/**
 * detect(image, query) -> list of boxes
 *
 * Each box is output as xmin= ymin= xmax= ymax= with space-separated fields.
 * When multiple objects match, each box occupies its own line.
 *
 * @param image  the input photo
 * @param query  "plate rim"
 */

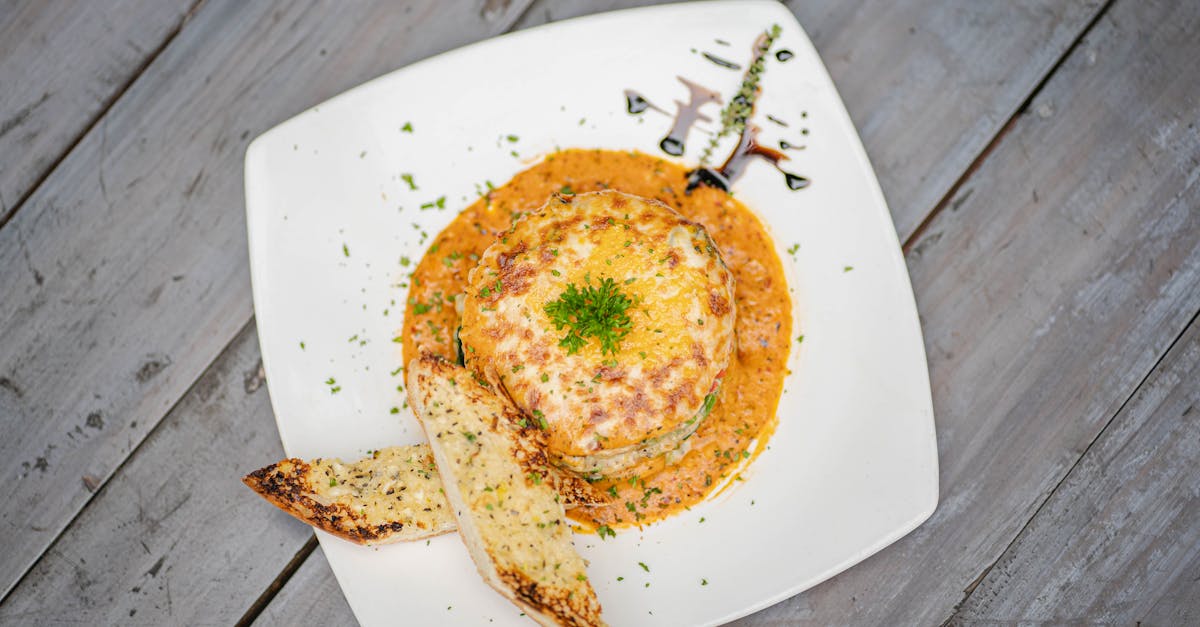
xmin=244 ymin=1 xmax=939 ymax=623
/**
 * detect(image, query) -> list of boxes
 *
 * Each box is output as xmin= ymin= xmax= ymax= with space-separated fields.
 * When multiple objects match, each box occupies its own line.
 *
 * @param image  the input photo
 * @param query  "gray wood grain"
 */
xmin=0 ymin=0 xmax=199 ymax=226
xmin=739 ymin=0 xmax=1200 ymax=623
xmin=251 ymin=0 xmax=1131 ymax=623
xmin=255 ymin=545 xmax=356 ymax=627
xmin=952 ymin=316 xmax=1200 ymax=624
xmin=3 ymin=0 xmax=1191 ymax=625
xmin=783 ymin=0 xmax=1107 ymax=241
xmin=0 ymin=322 xmax=320 ymax=625
xmin=0 ymin=0 xmax=533 ymax=602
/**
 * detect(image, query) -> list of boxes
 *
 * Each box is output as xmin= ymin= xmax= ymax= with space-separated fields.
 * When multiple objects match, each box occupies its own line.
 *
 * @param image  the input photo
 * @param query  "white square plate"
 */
xmin=245 ymin=2 xmax=937 ymax=624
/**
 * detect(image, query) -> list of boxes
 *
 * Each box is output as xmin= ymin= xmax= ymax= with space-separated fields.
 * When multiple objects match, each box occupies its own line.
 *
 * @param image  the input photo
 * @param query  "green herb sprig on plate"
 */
xmin=544 ymin=277 xmax=633 ymax=356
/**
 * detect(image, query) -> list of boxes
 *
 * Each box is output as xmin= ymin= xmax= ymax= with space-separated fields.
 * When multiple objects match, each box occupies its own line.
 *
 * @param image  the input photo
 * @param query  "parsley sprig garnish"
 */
xmin=544 ymin=277 xmax=633 ymax=355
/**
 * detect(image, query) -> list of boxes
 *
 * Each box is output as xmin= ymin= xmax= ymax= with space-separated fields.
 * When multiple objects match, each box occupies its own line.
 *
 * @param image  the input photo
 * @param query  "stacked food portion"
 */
xmin=245 ymin=190 xmax=743 ymax=626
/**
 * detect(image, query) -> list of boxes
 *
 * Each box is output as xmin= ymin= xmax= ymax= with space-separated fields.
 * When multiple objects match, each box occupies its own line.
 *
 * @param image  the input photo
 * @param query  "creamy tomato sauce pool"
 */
xmin=402 ymin=149 xmax=791 ymax=529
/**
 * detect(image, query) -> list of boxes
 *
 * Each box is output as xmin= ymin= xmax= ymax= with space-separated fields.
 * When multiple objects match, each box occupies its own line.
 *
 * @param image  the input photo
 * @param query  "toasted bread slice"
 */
xmin=243 ymin=445 xmax=455 ymax=544
xmin=244 ymin=443 xmax=604 ymax=546
xmin=244 ymin=422 xmax=604 ymax=545
xmin=409 ymin=353 xmax=605 ymax=627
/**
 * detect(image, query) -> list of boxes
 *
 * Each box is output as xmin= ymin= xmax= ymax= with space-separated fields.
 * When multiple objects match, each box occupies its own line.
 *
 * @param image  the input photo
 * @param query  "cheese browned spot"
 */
xmin=242 ymin=446 xmax=454 ymax=545
xmin=459 ymin=191 xmax=736 ymax=478
xmin=409 ymin=354 xmax=604 ymax=627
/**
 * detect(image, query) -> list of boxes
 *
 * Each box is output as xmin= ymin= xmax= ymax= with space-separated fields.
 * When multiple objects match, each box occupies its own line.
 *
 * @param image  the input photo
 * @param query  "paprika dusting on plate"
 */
xmin=402 ymin=148 xmax=792 ymax=529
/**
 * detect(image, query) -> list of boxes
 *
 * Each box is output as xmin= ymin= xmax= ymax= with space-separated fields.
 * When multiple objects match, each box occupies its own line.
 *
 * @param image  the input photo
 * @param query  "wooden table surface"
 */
xmin=1 ymin=0 xmax=1197 ymax=624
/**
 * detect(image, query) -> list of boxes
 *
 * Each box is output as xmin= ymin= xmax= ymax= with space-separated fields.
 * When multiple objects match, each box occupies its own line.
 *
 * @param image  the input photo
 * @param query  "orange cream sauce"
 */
xmin=402 ymin=149 xmax=791 ymax=529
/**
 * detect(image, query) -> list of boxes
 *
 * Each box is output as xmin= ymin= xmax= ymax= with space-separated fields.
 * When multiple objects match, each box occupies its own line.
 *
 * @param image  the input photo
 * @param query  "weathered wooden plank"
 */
xmin=0 ymin=322 xmax=318 ymax=624
xmin=251 ymin=0 xmax=1119 ymax=621
xmin=0 ymin=0 xmax=533 ymax=602
xmin=738 ymin=0 xmax=1200 ymax=623
xmin=255 ymin=545 xmax=356 ymax=627
xmin=784 ymin=0 xmax=1107 ymax=240
xmin=0 ymin=0 xmax=199 ymax=226
xmin=951 ymin=316 xmax=1200 ymax=624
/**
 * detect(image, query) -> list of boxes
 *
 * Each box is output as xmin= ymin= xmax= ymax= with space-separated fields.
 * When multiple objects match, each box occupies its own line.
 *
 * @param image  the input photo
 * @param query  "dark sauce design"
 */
xmin=688 ymin=124 xmax=810 ymax=192
xmin=658 ymin=77 xmax=721 ymax=157
xmin=701 ymin=52 xmax=742 ymax=70
xmin=714 ymin=38 xmax=731 ymax=46
xmin=623 ymin=24 xmax=810 ymax=192
xmin=624 ymin=90 xmax=667 ymax=115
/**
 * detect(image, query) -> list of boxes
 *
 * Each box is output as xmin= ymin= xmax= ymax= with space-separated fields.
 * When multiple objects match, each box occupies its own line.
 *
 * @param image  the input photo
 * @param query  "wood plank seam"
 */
xmin=901 ymin=0 xmax=1117 ymax=255
xmin=227 ymin=1 xmax=1129 ymax=620
xmin=0 ymin=0 xmax=208 ymax=232
xmin=0 ymin=1 xmax=1139 ymax=622
xmin=0 ymin=314 xmax=257 ymax=608
xmin=235 ymin=535 xmax=319 ymax=627
xmin=938 ymin=305 xmax=1200 ymax=627
xmin=0 ymin=0 xmax=547 ymax=609
xmin=0 ymin=0 xmax=540 ymax=614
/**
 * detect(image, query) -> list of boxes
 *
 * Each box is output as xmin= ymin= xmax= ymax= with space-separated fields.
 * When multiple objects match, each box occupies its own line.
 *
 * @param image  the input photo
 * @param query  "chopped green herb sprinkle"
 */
xmin=544 ymin=278 xmax=633 ymax=355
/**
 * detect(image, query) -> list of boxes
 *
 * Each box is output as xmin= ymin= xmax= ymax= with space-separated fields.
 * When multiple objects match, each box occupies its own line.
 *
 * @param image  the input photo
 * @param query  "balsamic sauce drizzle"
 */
xmin=623 ymin=26 xmax=811 ymax=192
xmin=701 ymin=52 xmax=742 ymax=70
xmin=688 ymin=124 xmax=809 ymax=192
xmin=657 ymin=77 xmax=722 ymax=157
xmin=624 ymin=90 xmax=667 ymax=115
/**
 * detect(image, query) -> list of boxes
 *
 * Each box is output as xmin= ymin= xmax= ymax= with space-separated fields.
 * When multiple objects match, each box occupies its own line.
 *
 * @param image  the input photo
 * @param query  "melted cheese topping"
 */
xmin=459 ymin=191 xmax=735 ymax=468
xmin=402 ymin=149 xmax=792 ymax=529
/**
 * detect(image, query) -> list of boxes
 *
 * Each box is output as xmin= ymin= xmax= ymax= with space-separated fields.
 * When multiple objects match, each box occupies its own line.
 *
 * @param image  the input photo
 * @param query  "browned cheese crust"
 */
xmin=458 ymin=190 xmax=736 ymax=477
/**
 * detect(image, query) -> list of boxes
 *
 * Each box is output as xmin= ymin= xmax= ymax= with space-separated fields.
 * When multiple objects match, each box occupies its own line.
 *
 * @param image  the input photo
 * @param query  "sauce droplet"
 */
xmin=775 ymin=49 xmax=794 ymax=62
xmin=702 ymin=52 xmax=742 ymax=70
xmin=785 ymin=173 xmax=810 ymax=190
xmin=626 ymin=92 xmax=650 ymax=114
xmin=623 ymin=90 xmax=668 ymax=116
xmin=660 ymin=137 xmax=685 ymax=156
